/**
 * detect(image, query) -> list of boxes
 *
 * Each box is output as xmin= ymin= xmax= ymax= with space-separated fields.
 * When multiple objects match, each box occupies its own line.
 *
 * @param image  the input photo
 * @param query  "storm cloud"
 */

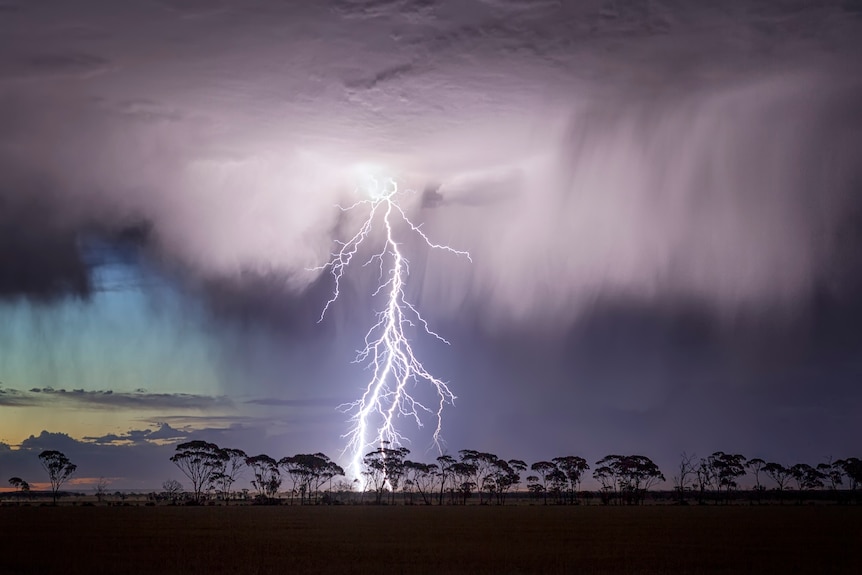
xmin=1 ymin=0 xmax=861 ymax=483
xmin=0 ymin=1 xmax=858 ymax=326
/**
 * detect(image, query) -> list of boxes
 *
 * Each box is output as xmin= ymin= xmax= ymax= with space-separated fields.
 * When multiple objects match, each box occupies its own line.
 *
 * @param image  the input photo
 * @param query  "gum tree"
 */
xmin=790 ymin=463 xmax=825 ymax=502
xmin=673 ymin=452 xmax=697 ymax=504
xmin=38 ymin=450 xmax=77 ymax=505
xmin=708 ymin=452 xmax=747 ymax=502
xmin=8 ymin=476 xmax=30 ymax=501
xmin=530 ymin=461 xmax=557 ymax=505
xmin=763 ymin=462 xmax=792 ymax=503
xmin=594 ymin=455 xmax=664 ymax=505
xmin=553 ymin=456 xmax=590 ymax=505
xmin=246 ymin=454 xmax=281 ymax=502
xmin=170 ymin=440 xmax=225 ymax=503
xmin=211 ymin=447 xmax=247 ymax=504
xmin=746 ymin=458 xmax=767 ymax=502
xmin=362 ymin=444 xmax=409 ymax=505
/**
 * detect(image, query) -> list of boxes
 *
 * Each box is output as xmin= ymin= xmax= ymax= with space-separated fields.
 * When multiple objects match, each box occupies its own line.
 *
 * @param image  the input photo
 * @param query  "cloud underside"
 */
xmin=0 ymin=1 xmax=858 ymax=327
xmin=82 ymin=423 xmax=187 ymax=445
xmin=0 ymin=386 xmax=232 ymax=410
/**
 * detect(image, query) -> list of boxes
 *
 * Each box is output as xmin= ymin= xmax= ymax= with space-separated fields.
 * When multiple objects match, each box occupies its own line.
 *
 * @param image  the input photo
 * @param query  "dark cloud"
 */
xmin=0 ymin=186 xmax=157 ymax=302
xmin=197 ymin=270 xmax=337 ymax=335
xmin=83 ymin=423 xmax=186 ymax=445
xmin=344 ymin=63 xmax=419 ymax=91
xmin=95 ymin=98 xmax=187 ymax=124
xmin=1 ymin=430 xmax=181 ymax=490
xmin=0 ymin=188 xmax=91 ymax=302
xmin=153 ymin=0 xmax=230 ymax=18
xmin=0 ymin=387 xmax=232 ymax=410
xmin=0 ymin=386 xmax=30 ymax=406
xmin=332 ymin=0 xmax=437 ymax=21
xmin=475 ymin=0 xmax=562 ymax=14
xmin=0 ymin=53 xmax=115 ymax=82
xmin=26 ymin=53 xmax=113 ymax=78
xmin=243 ymin=397 xmax=343 ymax=408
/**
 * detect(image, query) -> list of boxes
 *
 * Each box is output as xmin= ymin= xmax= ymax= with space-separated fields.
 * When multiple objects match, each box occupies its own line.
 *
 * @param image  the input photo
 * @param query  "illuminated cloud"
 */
xmin=0 ymin=1 xmax=859 ymax=485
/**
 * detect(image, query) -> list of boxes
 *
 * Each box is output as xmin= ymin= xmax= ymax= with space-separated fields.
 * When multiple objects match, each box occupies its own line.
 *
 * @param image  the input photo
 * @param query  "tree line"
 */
xmin=672 ymin=452 xmax=862 ymax=505
xmin=6 ymin=443 xmax=862 ymax=505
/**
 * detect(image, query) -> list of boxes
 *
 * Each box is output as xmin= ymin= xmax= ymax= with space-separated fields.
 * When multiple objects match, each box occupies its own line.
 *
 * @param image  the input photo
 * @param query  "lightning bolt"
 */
xmin=315 ymin=174 xmax=470 ymax=480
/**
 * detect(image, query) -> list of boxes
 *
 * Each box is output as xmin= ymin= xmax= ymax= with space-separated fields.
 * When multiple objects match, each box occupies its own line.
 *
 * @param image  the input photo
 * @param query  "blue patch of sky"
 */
xmin=0 ymin=235 xmax=222 ymax=396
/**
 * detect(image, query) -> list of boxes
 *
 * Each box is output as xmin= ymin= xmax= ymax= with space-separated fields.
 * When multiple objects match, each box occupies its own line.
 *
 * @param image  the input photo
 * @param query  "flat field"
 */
xmin=0 ymin=505 xmax=859 ymax=574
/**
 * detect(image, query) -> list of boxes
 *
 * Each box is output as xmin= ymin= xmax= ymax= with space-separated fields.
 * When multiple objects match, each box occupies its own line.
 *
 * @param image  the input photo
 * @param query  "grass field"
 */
xmin=0 ymin=505 xmax=859 ymax=574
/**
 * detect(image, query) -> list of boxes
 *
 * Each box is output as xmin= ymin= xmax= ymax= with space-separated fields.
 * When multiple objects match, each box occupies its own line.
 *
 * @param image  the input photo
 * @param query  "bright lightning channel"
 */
xmin=316 ymin=174 xmax=470 ymax=480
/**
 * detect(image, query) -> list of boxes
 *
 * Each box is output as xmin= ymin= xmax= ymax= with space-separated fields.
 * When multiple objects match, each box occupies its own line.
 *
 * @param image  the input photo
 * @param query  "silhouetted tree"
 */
xmin=673 ymin=452 xmax=697 ymax=504
xmin=8 ymin=476 xmax=30 ymax=502
xmin=486 ymin=458 xmax=525 ymax=505
xmin=403 ymin=461 xmax=438 ymax=505
xmin=459 ymin=450 xmax=501 ymax=505
xmin=746 ymin=458 xmax=767 ymax=503
xmin=763 ymin=462 xmax=792 ymax=503
xmin=531 ymin=461 xmax=556 ymax=505
xmin=694 ymin=458 xmax=716 ymax=504
xmin=502 ymin=459 xmax=527 ymax=504
xmin=317 ymin=455 xmax=345 ymax=503
xmin=708 ymin=452 xmax=746 ymax=503
xmin=526 ymin=475 xmax=544 ymax=501
xmin=39 ymin=450 xmax=77 ymax=505
xmin=94 ymin=477 xmax=109 ymax=503
xmin=280 ymin=455 xmax=312 ymax=504
xmin=626 ymin=455 xmax=665 ymax=505
xmin=593 ymin=462 xmax=617 ymax=505
xmin=547 ymin=467 xmax=567 ymax=504
xmin=282 ymin=453 xmax=344 ymax=503
xmin=162 ymin=479 xmax=183 ymax=503
xmin=594 ymin=455 xmax=664 ymax=505
xmin=246 ymin=454 xmax=281 ymax=502
xmin=450 ymin=461 xmax=478 ymax=505
xmin=833 ymin=457 xmax=861 ymax=503
xmin=455 ymin=452 xmax=519 ymax=505
xmin=790 ymin=463 xmax=825 ymax=502
xmin=436 ymin=454 xmax=456 ymax=505
xmin=211 ymin=447 xmax=246 ymax=504
xmin=553 ymin=456 xmax=590 ymax=504
xmin=170 ymin=441 xmax=225 ymax=503
xmin=362 ymin=453 xmax=387 ymax=504
xmin=362 ymin=444 xmax=409 ymax=504
xmin=817 ymin=458 xmax=844 ymax=491
xmin=283 ymin=455 xmax=309 ymax=502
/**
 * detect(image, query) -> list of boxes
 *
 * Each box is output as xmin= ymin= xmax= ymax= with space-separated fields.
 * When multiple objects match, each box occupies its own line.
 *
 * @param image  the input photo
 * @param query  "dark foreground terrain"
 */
xmin=0 ymin=505 xmax=859 ymax=574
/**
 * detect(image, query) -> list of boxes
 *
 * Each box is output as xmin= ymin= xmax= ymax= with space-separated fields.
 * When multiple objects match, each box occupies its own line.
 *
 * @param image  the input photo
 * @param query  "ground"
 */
xmin=0 ymin=505 xmax=858 ymax=574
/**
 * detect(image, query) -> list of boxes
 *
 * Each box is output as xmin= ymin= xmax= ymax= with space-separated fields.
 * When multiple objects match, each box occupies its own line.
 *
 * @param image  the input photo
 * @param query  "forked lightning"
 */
xmin=316 ymin=174 xmax=470 ymax=480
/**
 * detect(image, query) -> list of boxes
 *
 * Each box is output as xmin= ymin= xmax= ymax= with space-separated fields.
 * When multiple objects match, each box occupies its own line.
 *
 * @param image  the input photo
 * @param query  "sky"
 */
xmin=1 ymin=0 xmax=861 ymax=491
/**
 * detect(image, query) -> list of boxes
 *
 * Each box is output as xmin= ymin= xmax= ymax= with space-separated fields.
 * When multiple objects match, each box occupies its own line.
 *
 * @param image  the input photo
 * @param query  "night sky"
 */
xmin=1 ymin=0 xmax=861 ymax=490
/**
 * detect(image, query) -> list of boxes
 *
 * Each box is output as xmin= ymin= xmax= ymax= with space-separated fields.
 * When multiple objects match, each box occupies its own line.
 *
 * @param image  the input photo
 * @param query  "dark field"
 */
xmin=0 ymin=505 xmax=859 ymax=574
